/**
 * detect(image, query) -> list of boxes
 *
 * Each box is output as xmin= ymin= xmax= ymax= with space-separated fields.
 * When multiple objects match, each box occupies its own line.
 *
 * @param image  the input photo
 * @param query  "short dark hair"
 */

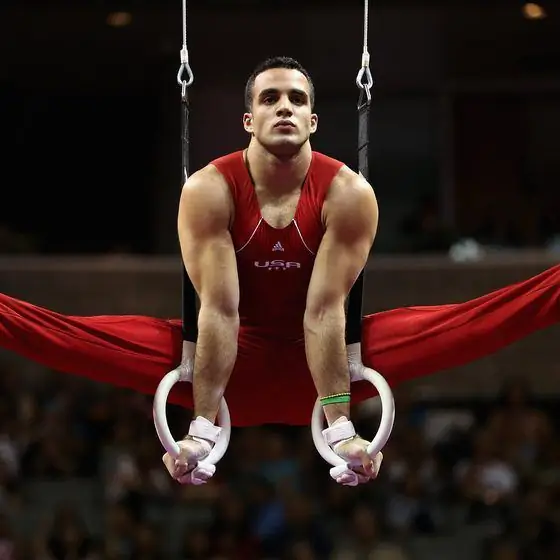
xmin=244 ymin=56 xmax=315 ymax=111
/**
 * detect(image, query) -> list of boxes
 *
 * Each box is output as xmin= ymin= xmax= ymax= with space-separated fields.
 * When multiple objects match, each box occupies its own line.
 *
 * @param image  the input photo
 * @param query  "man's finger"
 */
xmin=355 ymin=472 xmax=372 ymax=484
xmin=175 ymin=465 xmax=196 ymax=482
xmin=162 ymin=453 xmax=174 ymax=472
xmin=173 ymin=462 xmax=190 ymax=478
xmin=360 ymin=450 xmax=375 ymax=476
xmin=336 ymin=472 xmax=359 ymax=486
xmin=372 ymin=451 xmax=383 ymax=478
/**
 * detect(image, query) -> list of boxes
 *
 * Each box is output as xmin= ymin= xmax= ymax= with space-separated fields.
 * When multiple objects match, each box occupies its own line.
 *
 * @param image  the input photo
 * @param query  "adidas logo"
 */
xmin=272 ymin=241 xmax=284 ymax=252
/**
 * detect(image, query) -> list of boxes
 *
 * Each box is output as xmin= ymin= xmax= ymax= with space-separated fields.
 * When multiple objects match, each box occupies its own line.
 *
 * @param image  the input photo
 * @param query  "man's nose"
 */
xmin=276 ymin=99 xmax=293 ymax=116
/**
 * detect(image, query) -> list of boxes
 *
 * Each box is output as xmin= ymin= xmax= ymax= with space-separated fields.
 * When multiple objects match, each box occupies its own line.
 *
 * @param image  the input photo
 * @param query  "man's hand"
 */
xmin=161 ymin=437 xmax=212 ymax=484
xmin=323 ymin=417 xmax=383 ymax=486
xmin=333 ymin=435 xmax=383 ymax=485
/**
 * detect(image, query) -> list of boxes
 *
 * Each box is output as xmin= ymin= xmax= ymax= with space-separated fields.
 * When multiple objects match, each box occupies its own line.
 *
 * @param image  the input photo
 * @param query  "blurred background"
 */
xmin=0 ymin=0 xmax=559 ymax=558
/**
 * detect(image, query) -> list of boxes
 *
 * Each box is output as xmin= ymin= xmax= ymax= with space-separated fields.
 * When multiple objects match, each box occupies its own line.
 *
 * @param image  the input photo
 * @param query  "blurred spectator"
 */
xmin=102 ymin=501 xmax=137 ymax=558
xmin=454 ymin=429 xmax=519 ymax=525
xmin=0 ymin=364 xmax=557 ymax=559
xmin=484 ymin=538 xmax=522 ymax=560
xmin=485 ymin=377 xmax=553 ymax=474
xmin=0 ymin=514 xmax=23 ymax=560
xmin=35 ymin=505 xmax=99 ymax=560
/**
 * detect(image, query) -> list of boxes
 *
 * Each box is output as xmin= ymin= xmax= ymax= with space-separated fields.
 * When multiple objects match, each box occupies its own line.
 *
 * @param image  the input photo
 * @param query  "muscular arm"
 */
xmin=303 ymin=168 xmax=379 ymax=425
xmin=178 ymin=166 xmax=239 ymax=423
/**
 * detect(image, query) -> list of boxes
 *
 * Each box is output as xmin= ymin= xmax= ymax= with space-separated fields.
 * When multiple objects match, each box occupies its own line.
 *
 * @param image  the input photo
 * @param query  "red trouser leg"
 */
xmin=0 ymin=298 xmax=188 ymax=404
xmin=353 ymin=263 xmax=560 ymax=402
xmin=0 ymin=265 xmax=558 ymax=425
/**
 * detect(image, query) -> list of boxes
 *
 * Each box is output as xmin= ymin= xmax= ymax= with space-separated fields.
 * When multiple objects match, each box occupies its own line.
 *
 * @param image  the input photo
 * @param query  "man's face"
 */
xmin=243 ymin=68 xmax=318 ymax=158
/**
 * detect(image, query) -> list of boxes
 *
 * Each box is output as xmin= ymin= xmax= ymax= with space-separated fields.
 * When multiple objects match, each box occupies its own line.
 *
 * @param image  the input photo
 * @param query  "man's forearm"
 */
xmin=304 ymin=306 xmax=351 ymax=425
xmin=192 ymin=305 xmax=239 ymax=424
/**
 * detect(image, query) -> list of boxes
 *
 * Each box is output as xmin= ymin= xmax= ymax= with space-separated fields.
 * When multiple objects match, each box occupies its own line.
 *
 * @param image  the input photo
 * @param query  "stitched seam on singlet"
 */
xmin=293 ymin=219 xmax=315 ymax=256
xmin=235 ymin=218 xmax=263 ymax=254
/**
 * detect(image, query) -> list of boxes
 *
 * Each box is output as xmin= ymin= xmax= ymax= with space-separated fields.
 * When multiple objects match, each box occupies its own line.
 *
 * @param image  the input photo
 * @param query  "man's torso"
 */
xmin=211 ymin=150 xmax=344 ymax=337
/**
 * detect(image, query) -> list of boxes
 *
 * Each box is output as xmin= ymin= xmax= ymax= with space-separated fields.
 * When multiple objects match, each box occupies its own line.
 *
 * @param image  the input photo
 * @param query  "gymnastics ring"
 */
xmin=311 ymin=343 xmax=395 ymax=478
xmin=153 ymin=341 xmax=231 ymax=469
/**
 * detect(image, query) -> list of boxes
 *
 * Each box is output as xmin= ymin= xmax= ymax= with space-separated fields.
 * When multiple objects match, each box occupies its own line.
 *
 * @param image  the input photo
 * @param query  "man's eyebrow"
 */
xmin=258 ymin=88 xmax=308 ymax=98
xmin=258 ymin=88 xmax=278 ymax=98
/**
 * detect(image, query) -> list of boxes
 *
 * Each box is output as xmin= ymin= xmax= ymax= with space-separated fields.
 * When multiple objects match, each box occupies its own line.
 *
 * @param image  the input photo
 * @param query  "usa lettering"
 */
xmin=254 ymin=260 xmax=301 ymax=270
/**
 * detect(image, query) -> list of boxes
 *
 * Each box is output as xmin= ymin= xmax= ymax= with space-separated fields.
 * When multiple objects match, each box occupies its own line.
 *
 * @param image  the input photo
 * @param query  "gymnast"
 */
xmin=1 ymin=57 xmax=558 ymax=486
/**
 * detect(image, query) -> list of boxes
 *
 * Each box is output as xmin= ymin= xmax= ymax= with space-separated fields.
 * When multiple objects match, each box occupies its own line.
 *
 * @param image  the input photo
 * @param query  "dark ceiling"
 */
xmin=3 ymin=1 xmax=559 ymax=93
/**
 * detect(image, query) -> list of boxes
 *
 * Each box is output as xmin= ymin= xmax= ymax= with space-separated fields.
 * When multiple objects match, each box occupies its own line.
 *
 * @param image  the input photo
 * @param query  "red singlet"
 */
xmin=211 ymin=150 xmax=344 ymax=337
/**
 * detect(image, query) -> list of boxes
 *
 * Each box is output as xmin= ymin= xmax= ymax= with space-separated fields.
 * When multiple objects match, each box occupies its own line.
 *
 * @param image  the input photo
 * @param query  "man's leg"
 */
xmin=0 ymin=264 xmax=558 ymax=424
xmin=353 ymin=263 xmax=559 ymax=401
xmin=0 ymin=293 xmax=191 ymax=406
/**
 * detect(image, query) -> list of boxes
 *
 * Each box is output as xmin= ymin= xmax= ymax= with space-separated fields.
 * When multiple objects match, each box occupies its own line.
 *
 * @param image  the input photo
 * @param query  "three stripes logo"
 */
xmin=272 ymin=241 xmax=284 ymax=252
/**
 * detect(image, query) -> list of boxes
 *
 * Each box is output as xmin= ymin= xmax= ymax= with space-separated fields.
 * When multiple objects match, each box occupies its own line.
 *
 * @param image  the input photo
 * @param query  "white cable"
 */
xmin=182 ymin=0 xmax=187 ymax=49
xmin=177 ymin=0 xmax=194 ymax=88
xmin=363 ymin=0 xmax=369 ymax=51
xmin=356 ymin=0 xmax=373 ymax=97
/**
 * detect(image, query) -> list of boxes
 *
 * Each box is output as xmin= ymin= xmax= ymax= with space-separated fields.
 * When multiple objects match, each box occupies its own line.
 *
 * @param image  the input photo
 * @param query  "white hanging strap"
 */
xmin=177 ymin=0 xmax=194 ymax=93
xmin=355 ymin=0 xmax=374 ymax=102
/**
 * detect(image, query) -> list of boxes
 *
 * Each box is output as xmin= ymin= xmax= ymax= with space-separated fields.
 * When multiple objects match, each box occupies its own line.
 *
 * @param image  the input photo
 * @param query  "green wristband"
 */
xmin=320 ymin=394 xmax=351 ymax=406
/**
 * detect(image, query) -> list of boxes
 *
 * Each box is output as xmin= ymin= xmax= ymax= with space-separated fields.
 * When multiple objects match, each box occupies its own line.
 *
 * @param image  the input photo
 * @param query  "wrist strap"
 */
xmin=322 ymin=418 xmax=356 ymax=447
xmin=188 ymin=416 xmax=222 ymax=444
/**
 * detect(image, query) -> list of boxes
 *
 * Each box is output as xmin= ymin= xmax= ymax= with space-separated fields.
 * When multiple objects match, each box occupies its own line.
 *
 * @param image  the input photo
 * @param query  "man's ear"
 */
xmin=243 ymin=113 xmax=253 ymax=134
xmin=310 ymin=113 xmax=318 ymax=134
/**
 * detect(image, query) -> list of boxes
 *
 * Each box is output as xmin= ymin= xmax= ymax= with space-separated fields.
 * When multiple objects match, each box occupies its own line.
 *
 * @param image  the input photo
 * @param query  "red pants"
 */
xmin=0 ymin=265 xmax=558 ymax=426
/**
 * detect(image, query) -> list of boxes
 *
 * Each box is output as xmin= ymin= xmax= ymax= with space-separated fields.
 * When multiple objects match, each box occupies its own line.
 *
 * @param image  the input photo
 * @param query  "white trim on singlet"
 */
xmin=293 ymin=219 xmax=315 ymax=256
xmin=235 ymin=218 xmax=263 ymax=254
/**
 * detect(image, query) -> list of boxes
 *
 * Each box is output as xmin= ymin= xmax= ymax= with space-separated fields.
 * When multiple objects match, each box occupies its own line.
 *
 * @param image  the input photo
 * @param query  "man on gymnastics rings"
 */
xmin=168 ymin=56 xmax=384 ymax=485
xmin=0 ymin=57 xmax=559 ymax=486
xmin=154 ymin=56 xmax=559 ymax=485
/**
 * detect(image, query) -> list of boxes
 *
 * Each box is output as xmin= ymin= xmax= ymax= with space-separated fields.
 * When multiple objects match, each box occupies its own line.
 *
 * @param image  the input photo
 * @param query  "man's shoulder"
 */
xmin=181 ymin=165 xmax=233 ymax=218
xmin=209 ymin=150 xmax=245 ymax=169
xmin=187 ymin=150 xmax=244 ymax=187
xmin=183 ymin=160 xmax=234 ymax=204
xmin=311 ymin=151 xmax=368 ymax=189
xmin=324 ymin=165 xmax=376 ymax=213
xmin=312 ymin=150 xmax=346 ymax=170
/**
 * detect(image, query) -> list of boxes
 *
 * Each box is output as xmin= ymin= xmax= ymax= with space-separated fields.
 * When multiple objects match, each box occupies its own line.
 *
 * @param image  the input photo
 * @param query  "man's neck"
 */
xmin=245 ymin=140 xmax=312 ymax=192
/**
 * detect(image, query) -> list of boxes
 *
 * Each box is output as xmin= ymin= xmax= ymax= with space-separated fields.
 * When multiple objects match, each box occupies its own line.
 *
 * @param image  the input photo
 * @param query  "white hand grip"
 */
xmin=311 ymin=348 xmax=395 ymax=468
xmin=153 ymin=365 xmax=231 ymax=467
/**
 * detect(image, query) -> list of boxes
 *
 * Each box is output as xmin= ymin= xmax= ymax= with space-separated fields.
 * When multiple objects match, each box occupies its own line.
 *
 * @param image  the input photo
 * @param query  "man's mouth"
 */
xmin=274 ymin=120 xmax=296 ymax=128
